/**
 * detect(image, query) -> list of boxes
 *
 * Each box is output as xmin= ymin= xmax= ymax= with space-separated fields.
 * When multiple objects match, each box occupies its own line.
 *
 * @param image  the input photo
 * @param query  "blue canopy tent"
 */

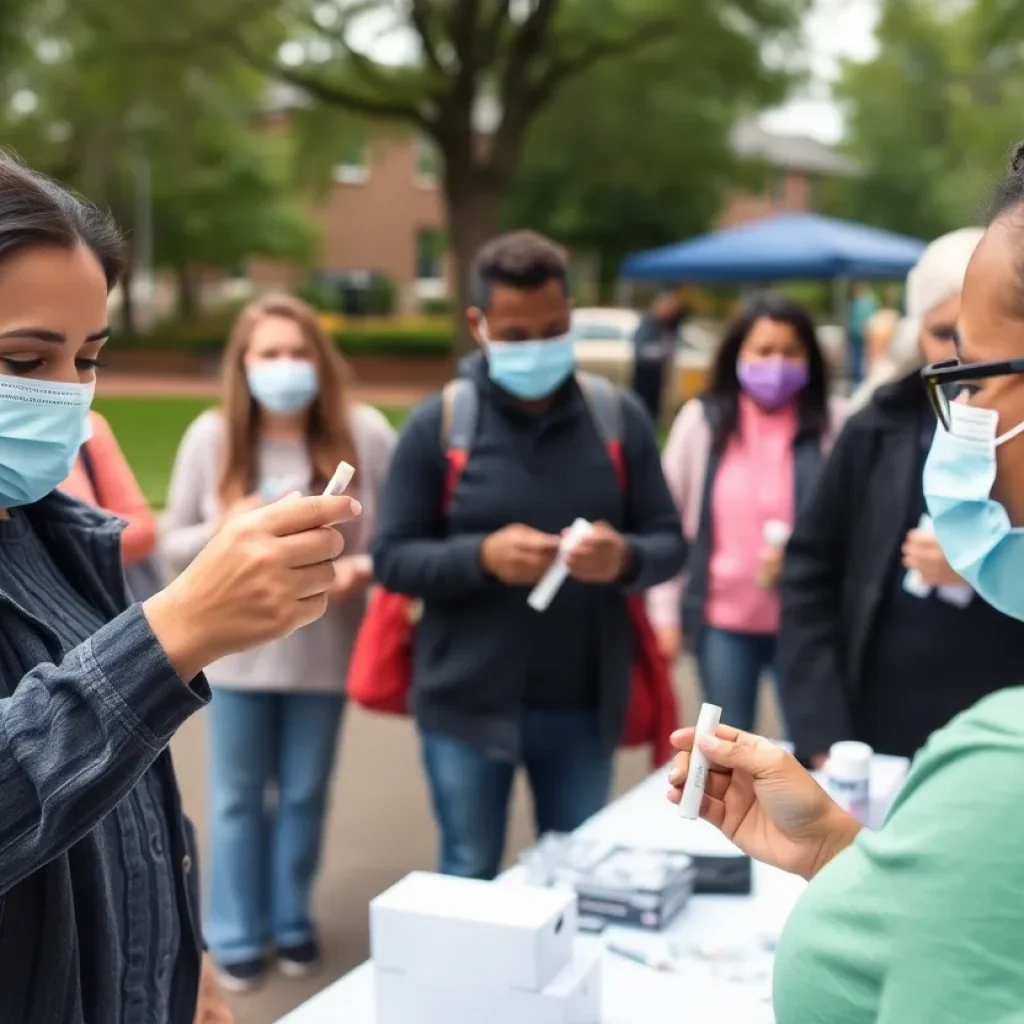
xmin=620 ymin=213 xmax=926 ymax=283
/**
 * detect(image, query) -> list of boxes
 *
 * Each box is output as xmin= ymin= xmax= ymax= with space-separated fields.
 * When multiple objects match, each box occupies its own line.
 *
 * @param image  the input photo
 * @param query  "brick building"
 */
xmin=248 ymin=99 xmax=854 ymax=313
xmin=718 ymin=119 xmax=858 ymax=228
xmin=249 ymin=85 xmax=449 ymax=314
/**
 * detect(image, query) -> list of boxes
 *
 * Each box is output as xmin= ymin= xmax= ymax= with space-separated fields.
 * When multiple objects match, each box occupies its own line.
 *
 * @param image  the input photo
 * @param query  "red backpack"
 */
xmin=347 ymin=373 xmax=679 ymax=766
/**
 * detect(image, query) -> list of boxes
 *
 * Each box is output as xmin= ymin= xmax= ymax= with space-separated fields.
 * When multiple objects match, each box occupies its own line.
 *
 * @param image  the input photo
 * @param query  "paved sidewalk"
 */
xmin=172 ymin=662 xmax=781 ymax=1024
xmin=97 ymin=374 xmax=429 ymax=407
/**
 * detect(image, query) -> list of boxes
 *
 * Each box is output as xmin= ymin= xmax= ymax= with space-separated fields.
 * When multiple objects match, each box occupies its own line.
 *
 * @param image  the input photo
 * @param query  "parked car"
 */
xmin=571 ymin=307 xmax=714 ymax=420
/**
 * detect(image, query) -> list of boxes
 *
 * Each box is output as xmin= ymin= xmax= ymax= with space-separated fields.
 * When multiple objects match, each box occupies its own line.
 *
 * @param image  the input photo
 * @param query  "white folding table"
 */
xmin=278 ymin=756 xmax=908 ymax=1024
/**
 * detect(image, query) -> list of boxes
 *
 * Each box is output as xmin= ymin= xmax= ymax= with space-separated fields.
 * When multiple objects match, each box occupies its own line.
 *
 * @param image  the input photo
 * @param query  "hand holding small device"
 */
xmin=564 ymin=520 xmax=630 ymax=583
xmin=756 ymin=520 xmax=791 ymax=589
xmin=667 ymin=719 xmax=859 ymax=881
xmin=482 ymin=524 xmax=561 ymax=586
xmin=902 ymin=525 xmax=963 ymax=588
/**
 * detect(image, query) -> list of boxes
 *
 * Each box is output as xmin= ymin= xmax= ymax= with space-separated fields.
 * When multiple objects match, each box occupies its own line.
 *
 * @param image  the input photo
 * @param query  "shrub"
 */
xmin=115 ymin=317 xmax=452 ymax=357
xmin=297 ymin=280 xmax=341 ymax=312
xmin=420 ymin=296 xmax=454 ymax=316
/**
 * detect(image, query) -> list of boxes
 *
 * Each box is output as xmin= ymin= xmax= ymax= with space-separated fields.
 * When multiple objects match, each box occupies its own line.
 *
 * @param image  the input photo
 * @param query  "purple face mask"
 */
xmin=736 ymin=358 xmax=808 ymax=409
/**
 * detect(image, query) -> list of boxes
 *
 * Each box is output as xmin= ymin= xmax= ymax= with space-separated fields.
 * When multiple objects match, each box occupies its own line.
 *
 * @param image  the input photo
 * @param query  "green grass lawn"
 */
xmin=94 ymin=397 xmax=409 ymax=508
xmin=95 ymin=394 xmax=664 ymax=509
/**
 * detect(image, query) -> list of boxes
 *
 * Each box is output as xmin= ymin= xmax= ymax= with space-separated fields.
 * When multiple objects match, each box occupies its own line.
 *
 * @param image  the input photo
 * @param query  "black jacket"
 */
xmin=632 ymin=313 xmax=678 ymax=368
xmin=779 ymin=371 xmax=1024 ymax=760
xmin=780 ymin=374 xmax=924 ymax=757
xmin=372 ymin=354 xmax=686 ymax=760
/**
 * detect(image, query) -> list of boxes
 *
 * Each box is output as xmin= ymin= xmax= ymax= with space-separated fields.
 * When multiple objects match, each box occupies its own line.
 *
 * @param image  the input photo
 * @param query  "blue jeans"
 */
xmin=697 ymin=627 xmax=779 ymax=734
xmin=420 ymin=711 xmax=613 ymax=880
xmin=204 ymin=688 xmax=345 ymax=964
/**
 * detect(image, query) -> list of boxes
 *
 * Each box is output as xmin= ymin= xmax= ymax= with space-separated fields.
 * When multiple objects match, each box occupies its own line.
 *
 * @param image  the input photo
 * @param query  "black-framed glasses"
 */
xmin=921 ymin=357 xmax=1024 ymax=429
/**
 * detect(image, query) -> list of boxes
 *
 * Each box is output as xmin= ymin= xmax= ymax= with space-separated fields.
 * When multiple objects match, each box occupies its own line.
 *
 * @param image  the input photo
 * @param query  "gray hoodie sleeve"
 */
xmin=160 ymin=411 xmax=221 ymax=573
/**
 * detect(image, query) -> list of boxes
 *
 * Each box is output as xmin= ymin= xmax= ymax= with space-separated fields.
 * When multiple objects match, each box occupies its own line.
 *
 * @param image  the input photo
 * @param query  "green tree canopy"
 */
xmin=93 ymin=0 xmax=809 ymax=346
xmin=826 ymin=0 xmax=1024 ymax=240
xmin=0 ymin=5 xmax=317 ymax=326
xmin=504 ymin=32 xmax=788 ymax=290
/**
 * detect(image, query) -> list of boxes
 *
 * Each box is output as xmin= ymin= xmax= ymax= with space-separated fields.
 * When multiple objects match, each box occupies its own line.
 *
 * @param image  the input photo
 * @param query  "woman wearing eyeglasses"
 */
xmin=668 ymin=147 xmax=1024 ymax=1023
xmin=778 ymin=227 xmax=1024 ymax=765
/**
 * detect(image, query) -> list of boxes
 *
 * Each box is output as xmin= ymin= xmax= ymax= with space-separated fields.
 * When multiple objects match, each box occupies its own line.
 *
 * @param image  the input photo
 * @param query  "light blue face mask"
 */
xmin=923 ymin=400 xmax=1024 ymax=620
xmin=246 ymin=358 xmax=319 ymax=416
xmin=481 ymin=321 xmax=576 ymax=400
xmin=0 ymin=374 xmax=94 ymax=508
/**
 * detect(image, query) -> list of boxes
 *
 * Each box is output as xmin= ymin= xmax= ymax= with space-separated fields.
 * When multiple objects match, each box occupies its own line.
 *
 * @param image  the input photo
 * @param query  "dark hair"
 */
xmin=989 ymin=141 xmax=1024 ymax=224
xmin=0 ymin=153 xmax=124 ymax=289
xmin=469 ymin=230 xmax=568 ymax=310
xmin=705 ymin=293 xmax=830 ymax=451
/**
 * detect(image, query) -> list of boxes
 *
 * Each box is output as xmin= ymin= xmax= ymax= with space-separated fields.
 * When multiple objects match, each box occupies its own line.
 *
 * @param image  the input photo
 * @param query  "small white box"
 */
xmin=374 ymin=944 xmax=601 ymax=1024
xmin=869 ymin=754 xmax=911 ymax=829
xmin=370 ymin=872 xmax=576 ymax=992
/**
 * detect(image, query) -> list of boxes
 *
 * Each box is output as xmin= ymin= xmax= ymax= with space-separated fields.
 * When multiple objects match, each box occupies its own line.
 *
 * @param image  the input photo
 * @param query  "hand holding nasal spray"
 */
xmin=903 ymin=513 xmax=973 ymax=607
xmin=323 ymin=461 xmax=355 ymax=497
xmin=527 ymin=518 xmax=593 ymax=612
xmin=757 ymin=520 xmax=791 ymax=589
xmin=679 ymin=703 xmax=723 ymax=819
xmin=902 ymin=513 xmax=933 ymax=598
xmin=321 ymin=462 xmax=373 ymax=583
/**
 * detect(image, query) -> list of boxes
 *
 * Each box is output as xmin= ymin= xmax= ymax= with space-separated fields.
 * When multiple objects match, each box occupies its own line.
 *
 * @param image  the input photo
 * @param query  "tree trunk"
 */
xmin=444 ymin=171 xmax=505 ymax=355
xmin=176 ymin=266 xmax=200 ymax=322
xmin=120 ymin=263 xmax=137 ymax=335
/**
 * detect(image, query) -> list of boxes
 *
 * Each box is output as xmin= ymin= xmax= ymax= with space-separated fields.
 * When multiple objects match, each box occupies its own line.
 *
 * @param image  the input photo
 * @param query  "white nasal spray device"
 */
xmin=322 ymin=461 xmax=355 ymax=497
xmin=903 ymin=513 xmax=933 ymax=598
xmin=527 ymin=517 xmax=593 ymax=612
xmin=679 ymin=702 xmax=722 ymax=819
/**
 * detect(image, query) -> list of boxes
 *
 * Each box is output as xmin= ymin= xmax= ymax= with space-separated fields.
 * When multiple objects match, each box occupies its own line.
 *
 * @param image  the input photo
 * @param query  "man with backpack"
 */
xmin=371 ymin=230 xmax=686 ymax=880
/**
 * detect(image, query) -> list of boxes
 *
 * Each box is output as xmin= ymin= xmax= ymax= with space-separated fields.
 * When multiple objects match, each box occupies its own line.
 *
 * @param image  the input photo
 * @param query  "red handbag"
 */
xmin=347 ymin=375 xmax=679 ymax=766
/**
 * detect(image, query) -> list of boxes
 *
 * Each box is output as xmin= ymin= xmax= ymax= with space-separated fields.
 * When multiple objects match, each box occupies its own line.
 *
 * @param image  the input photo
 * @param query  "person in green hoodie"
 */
xmin=668 ymin=142 xmax=1024 ymax=1023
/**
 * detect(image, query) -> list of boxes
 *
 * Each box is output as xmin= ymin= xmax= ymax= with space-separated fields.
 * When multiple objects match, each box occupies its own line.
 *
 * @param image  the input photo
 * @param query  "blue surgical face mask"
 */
xmin=0 ymin=374 xmax=94 ymax=508
xmin=246 ymin=358 xmax=319 ymax=416
xmin=923 ymin=400 xmax=1024 ymax=619
xmin=481 ymin=320 xmax=576 ymax=400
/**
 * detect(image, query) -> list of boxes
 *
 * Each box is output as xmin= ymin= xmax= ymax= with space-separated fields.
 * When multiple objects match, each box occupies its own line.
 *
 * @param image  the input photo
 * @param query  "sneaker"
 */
xmin=213 ymin=957 xmax=265 ymax=994
xmin=277 ymin=939 xmax=321 ymax=978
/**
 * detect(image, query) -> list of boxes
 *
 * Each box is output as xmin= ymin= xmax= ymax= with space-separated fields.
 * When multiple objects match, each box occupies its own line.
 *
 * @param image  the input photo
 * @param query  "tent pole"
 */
xmin=833 ymin=275 xmax=852 ymax=387
xmin=833 ymin=275 xmax=850 ymax=326
xmin=614 ymin=277 xmax=634 ymax=309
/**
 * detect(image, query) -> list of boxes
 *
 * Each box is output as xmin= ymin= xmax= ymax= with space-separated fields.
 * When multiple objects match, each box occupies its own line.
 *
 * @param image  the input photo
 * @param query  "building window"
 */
xmin=333 ymin=136 xmax=369 ymax=185
xmin=416 ymin=228 xmax=445 ymax=280
xmin=415 ymin=134 xmax=439 ymax=187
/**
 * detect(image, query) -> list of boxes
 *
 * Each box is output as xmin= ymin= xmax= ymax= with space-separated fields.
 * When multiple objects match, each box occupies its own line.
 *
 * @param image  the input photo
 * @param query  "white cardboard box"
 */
xmin=370 ymin=871 xmax=576 ymax=992
xmin=374 ymin=943 xmax=601 ymax=1024
xmin=868 ymin=754 xmax=910 ymax=829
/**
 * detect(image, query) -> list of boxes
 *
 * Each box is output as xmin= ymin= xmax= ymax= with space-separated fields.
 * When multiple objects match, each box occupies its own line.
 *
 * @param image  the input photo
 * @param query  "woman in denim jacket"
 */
xmin=0 ymin=155 xmax=360 ymax=1024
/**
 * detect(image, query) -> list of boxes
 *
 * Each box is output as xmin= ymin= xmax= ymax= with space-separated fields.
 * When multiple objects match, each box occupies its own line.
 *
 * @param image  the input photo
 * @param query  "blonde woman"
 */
xmin=162 ymin=294 xmax=396 ymax=991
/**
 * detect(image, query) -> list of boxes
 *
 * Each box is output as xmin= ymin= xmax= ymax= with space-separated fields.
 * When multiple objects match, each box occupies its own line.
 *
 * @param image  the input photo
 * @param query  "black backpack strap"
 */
xmin=577 ymin=371 xmax=624 ymax=447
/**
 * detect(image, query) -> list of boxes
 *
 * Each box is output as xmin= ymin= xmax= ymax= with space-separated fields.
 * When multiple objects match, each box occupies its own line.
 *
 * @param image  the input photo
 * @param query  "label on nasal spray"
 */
xmin=679 ymin=702 xmax=722 ymax=819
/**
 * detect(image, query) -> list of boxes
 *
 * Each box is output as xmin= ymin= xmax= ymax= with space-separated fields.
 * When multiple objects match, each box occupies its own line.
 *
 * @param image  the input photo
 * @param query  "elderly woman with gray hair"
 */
xmin=779 ymin=227 xmax=1024 ymax=763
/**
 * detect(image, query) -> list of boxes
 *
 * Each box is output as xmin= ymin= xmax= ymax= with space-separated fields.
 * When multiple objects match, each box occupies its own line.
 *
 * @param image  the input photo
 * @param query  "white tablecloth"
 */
xmin=277 ymin=756 xmax=908 ymax=1024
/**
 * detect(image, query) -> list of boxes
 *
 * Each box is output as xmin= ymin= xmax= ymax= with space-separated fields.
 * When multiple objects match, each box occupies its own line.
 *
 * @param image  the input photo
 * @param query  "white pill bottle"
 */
xmin=824 ymin=741 xmax=872 ymax=823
